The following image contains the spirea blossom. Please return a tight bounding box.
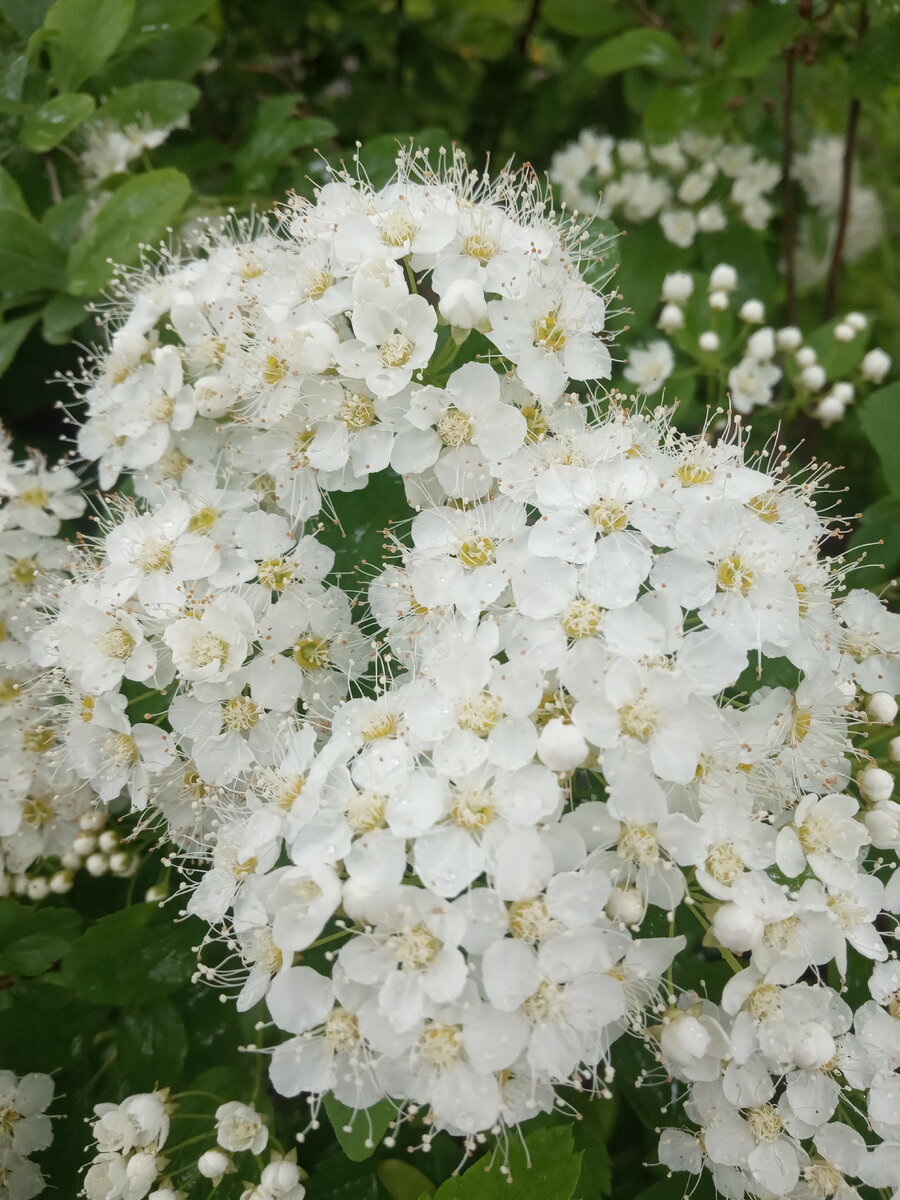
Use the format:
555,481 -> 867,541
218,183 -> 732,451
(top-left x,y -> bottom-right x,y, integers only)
31,151 -> 900,1190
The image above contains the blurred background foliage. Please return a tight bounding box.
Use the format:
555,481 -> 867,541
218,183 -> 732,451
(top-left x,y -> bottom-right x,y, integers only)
2,4 -> 900,1195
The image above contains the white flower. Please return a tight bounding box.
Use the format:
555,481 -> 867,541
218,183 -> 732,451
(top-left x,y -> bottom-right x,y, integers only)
623,341 -> 674,395
215,1101 -> 268,1153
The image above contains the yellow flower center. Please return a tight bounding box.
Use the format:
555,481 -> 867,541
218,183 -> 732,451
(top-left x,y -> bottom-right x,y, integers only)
716,555 -> 755,595
293,635 -> 330,671
534,311 -> 567,352
437,406 -> 474,448
379,333 -> 414,367
458,535 -> 495,569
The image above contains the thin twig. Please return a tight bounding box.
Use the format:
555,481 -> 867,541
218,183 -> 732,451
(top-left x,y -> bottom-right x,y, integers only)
516,0 -> 542,58
43,155 -> 62,205
823,1 -> 868,319
781,47 -> 798,324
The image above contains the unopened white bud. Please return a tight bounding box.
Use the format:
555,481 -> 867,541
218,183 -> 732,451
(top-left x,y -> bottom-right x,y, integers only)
833,322 -> 855,342
832,381 -> 854,403
739,299 -> 765,323
708,290 -> 729,311
98,830 -> 119,853
438,279 -> 487,329
861,348 -> 892,384
793,1023 -> 836,1069
658,303 -> 685,332
79,811 -> 105,832
846,311 -> 868,331
198,1149 -> 231,1180
814,396 -> 845,425
26,876 -> 50,901
890,737 -> 900,765
145,883 -> 168,903
795,346 -> 817,367
867,693 -> 898,724
50,869 -> 75,894
858,766 -> 894,803
801,364 -> 826,391
709,263 -> 737,291
72,833 -> 97,857
661,271 -> 694,303
747,327 -> 775,361
85,852 -> 109,877
776,326 -> 803,350
712,902 -> 762,952
865,801 -> 900,847
605,886 -> 646,926
698,331 -> 720,353
660,1015 -> 711,1066
109,851 -> 135,876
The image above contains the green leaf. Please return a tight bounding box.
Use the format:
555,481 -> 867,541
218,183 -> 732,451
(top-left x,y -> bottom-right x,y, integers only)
848,496 -> 900,587
568,1093 -> 613,1197
125,0 -> 217,45
59,901 -> 200,1006
42,193 -> 89,247
43,0 -> 135,90
377,1159 -> 436,1200
42,292 -> 87,343
643,84 -> 699,142
323,1094 -> 396,1162
355,128 -> 453,190
233,97 -> 336,192
859,382 -> 900,495
850,17 -> 900,98
722,5 -> 801,78
0,209 -> 66,290
0,164 -> 29,215
116,999 -> 188,1090
542,0 -> 630,37
432,1125 -> 582,1200
67,167 -> 191,295
585,29 -> 682,77
19,92 -> 95,152
306,1151 -> 381,1200
0,900 -> 82,976
101,23 -> 215,85
0,310 -> 40,374
0,0 -> 53,36
614,223 -> 690,332
93,80 -> 199,129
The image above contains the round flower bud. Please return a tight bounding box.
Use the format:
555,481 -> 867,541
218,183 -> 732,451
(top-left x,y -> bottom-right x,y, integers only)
776,326 -> 803,350
126,1152 -> 159,1195
79,811 -> 105,832
605,886 -> 646,926
708,290 -> 729,311
658,303 -> 685,332
832,381 -> 854,403
438,279 -> 487,330
890,737 -> 900,765
833,322 -> 855,343
26,876 -> 50,901
866,692 -> 898,725
801,364 -> 826,391
260,1160 -> 303,1192
698,331 -> 720,353
846,311 -> 868,331
747,327 -> 776,361
109,851 -> 135,876
72,833 -> 97,857
98,830 -> 119,853
50,869 -> 75,894
659,1015 -> 711,1066
60,851 -> 82,871
149,1190 -> 179,1200
861,348 -> 892,384
814,396 -> 845,425
85,852 -> 109,877
792,1023 -> 836,1069
145,883 -> 168,903
198,1149 -> 231,1181
537,719 -> 589,772
858,766 -> 894,803
865,801 -> 900,848
13,875 -> 28,895
712,902 -> 762,952
739,299 -> 765,323
795,346 -> 817,367
708,263 -> 737,291
661,271 -> 694,303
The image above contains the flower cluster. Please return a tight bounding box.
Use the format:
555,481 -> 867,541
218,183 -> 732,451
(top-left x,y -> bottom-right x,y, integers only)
81,1090 -> 301,1200
0,1070 -> 54,1200
32,153 -> 900,1189
625,263 -> 893,422
0,433 -> 106,897
550,129 -> 781,246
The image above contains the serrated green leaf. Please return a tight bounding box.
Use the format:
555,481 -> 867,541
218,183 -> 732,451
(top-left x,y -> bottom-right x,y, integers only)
58,901 -> 200,1005
0,310 -> 40,373
378,1159 -> 436,1200
432,1125 -> 582,1200
93,80 -> 199,130
116,998 -> 188,1090
722,5 -> 801,78
67,167 -> 190,294
859,382 -> 900,495
323,1094 -> 396,1162
19,91 -> 95,152
585,29 -> 682,77
0,209 -> 66,291
43,0 -> 135,90
849,17 -> 900,98
0,165 -> 29,216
